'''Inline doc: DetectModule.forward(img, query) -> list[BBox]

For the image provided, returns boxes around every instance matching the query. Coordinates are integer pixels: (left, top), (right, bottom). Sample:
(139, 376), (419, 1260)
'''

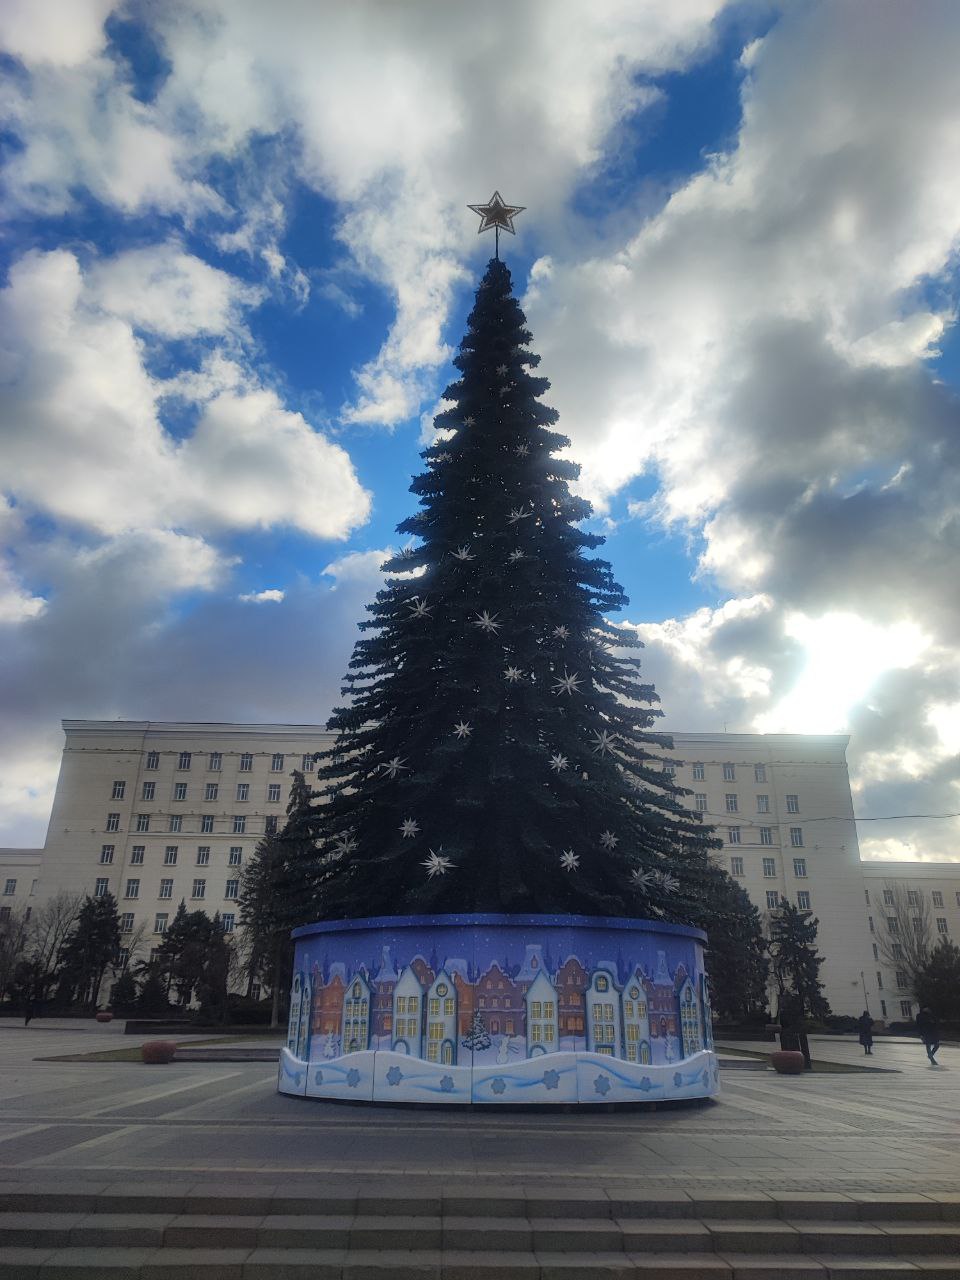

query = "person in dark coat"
(916, 1008), (940, 1064)
(857, 1010), (874, 1055)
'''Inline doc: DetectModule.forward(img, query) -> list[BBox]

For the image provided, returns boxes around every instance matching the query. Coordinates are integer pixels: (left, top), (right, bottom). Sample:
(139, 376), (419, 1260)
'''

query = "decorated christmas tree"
(309, 215), (726, 925)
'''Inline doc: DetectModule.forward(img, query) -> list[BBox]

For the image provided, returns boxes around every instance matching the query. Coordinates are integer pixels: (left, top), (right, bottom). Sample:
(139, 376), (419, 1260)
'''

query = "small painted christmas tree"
(460, 1009), (492, 1052)
(311, 253), (722, 921)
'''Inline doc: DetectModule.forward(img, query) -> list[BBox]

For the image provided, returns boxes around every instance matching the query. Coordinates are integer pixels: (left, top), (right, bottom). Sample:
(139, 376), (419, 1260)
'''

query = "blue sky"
(1, 1), (960, 862)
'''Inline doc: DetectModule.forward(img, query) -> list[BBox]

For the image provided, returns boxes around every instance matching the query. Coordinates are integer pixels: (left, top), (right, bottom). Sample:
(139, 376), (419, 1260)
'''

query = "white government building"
(2, 719), (957, 1023)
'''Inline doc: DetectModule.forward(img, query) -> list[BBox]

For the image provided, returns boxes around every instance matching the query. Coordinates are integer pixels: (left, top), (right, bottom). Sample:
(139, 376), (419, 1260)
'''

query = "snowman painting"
(495, 1035), (521, 1064)
(322, 1032), (340, 1059)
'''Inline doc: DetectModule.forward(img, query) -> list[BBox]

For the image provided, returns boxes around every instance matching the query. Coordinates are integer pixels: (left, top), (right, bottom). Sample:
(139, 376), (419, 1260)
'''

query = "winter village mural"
(279, 916), (719, 1104)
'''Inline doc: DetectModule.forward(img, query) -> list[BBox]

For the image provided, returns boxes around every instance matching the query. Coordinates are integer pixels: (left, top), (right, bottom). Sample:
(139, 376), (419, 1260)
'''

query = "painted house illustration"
(392, 965), (424, 1056)
(425, 969), (458, 1063)
(648, 950), (679, 1045)
(676, 966), (703, 1058)
(621, 969), (652, 1064)
(341, 972), (371, 1053)
(372, 946), (398, 1040)
(586, 965), (622, 1056)
(556, 955), (587, 1037)
(475, 962), (522, 1037)
(524, 969), (559, 1056)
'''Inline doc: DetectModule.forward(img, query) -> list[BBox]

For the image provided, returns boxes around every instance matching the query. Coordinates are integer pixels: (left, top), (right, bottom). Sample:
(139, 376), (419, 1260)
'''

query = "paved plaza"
(0, 1021), (956, 1196)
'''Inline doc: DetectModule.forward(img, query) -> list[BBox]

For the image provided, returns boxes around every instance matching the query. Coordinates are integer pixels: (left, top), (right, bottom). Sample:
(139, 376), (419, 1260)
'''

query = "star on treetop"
(467, 191), (525, 236)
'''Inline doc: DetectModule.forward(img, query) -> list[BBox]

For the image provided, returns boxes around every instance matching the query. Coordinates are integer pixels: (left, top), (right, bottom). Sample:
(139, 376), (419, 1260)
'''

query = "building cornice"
(62, 720), (336, 738)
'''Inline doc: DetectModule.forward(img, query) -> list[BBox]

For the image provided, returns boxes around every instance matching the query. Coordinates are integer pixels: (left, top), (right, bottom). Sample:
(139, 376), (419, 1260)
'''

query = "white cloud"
(239, 588), (285, 603)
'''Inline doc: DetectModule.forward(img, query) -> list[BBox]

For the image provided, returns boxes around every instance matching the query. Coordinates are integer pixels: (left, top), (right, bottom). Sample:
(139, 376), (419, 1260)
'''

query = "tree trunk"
(270, 938), (283, 1030)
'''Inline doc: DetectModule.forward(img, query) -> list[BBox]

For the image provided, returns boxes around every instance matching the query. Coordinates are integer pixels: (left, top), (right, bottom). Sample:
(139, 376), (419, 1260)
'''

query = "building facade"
(28, 720), (960, 1020)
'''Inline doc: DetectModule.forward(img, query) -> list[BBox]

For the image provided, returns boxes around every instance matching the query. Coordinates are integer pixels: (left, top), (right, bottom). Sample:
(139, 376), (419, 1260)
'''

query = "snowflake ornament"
(654, 870), (680, 894)
(381, 756), (409, 780)
(551, 625), (570, 641)
(560, 849), (580, 872)
(399, 818), (420, 839)
(503, 666), (523, 683)
(508, 549), (525, 563)
(599, 830), (619, 850)
(435, 451), (452, 463)
(464, 415), (476, 426)
(631, 868), (656, 890)
(332, 832), (358, 856)
(514, 443), (530, 457)
(472, 610), (502, 634)
(496, 364), (508, 375)
(407, 598), (432, 619)
(397, 545), (416, 560)
(507, 505), (533, 524)
(552, 670), (582, 696)
(548, 752), (569, 773)
(451, 545), (475, 562)
(591, 729), (617, 755)
(423, 848), (454, 879)
(453, 720), (473, 740)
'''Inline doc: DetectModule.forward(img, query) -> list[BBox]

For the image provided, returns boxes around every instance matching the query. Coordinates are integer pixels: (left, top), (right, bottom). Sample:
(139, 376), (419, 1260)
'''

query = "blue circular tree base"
(278, 914), (719, 1106)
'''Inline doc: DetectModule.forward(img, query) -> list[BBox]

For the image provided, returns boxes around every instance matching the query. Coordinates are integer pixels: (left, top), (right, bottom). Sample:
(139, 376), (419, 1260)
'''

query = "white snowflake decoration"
(453, 720), (473, 740)
(407, 598), (432, 619)
(332, 832), (357, 856)
(654, 870), (680, 894)
(599, 830), (619, 850)
(548, 752), (569, 773)
(472, 610), (502, 634)
(399, 818), (420, 839)
(507, 505), (533, 524)
(552, 670), (582, 696)
(397, 545), (416, 560)
(591, 729), (617, 755)
(503, 666), (523, 683)
(514, 443), (530, 457)
(496, 364), (508, 375)
(631, 868), (656, 890)
(451, 545), (475, 562)
(552, 625), (570, 641)
(464, 415), (476, 426)
(435, 451), (452, 463)
(423, 848), (454, 879)
(381, 756), (409, 780)
(508, 549), (525, 563)
(560, 849), (580, 872)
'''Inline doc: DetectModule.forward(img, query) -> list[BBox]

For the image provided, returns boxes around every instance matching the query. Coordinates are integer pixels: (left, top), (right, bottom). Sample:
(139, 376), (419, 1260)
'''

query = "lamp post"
(860, 969), (870, 1014)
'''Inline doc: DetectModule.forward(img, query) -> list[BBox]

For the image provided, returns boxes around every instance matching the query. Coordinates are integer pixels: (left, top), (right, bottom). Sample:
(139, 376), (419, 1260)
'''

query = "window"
(695, 793), (707, 812)
(229, 847), (242, 866)
(201, 815), (214, 833)
(301, 753), (315, 772)
(793, 858), (807, 878)
(756, 794), (770, 814)
(900, 1000), (913, 1019)
(880, 999), (887, 1018)
(662, 763), (675, 778)
(786, 794), (799, 814)
(136, 814), (150, 832)
(3, 879), (16, 895)
(728, 827), (741, 845)
(907, 890), (919, 906)
(208, 752), (222, 771)
(174, 782), (188, 801)
(112, 780), (126, 800)
(94, 878), (109, 897)
(120, 913), (135, 933)
(872, 943), (879, 960)
(159, 879), (173, 899)
(225, 879), (239, 900)
(106, 813), (120, 832)
(190, 879), (205, 899)
(937, 917), (949, 935)
(222, 913), (235, 933)
(883, 889), (894, 905)
(163, 846), (178, 866)
(239, 752), (253, 772)
(271, 753), (284, 772)
(236, 783), (249, 801)
(233, 815), (246, 834)
(754, 764), (766, 783)
(100, 845), (115, 865)
(933, 891), (944, 907)
(30, 880), (37, 896)
(876, 971), (883, 989)
(154, 913), (168, 934)
(766, 890), (780, 909)
(177, 752), (191, 770)
(892, 943), (903, 959)
(268, 783), (281, 803)
(723, 763), (735, 781)
(789, 827), (803, 847)
(128, 847), (144, 868)
(197, 847), (210, 866)
(169, 815), (182, 833)
(797, 891), (811, 910)
(145, 751), (160, 770)
(887, 917), (899, 934)
(142, 782), (155, 800)
(913, 917), (923, 934)
(865, 889), (870, 903)
(124, 879), (140, 899)
(264, 816), (278, 835)
(760, 827), (773, 846)
(956, 891), (960, 908)
(204, 784), (218, 802)
(868, 915), (875, 932)
(730, 856), (744, 876)
(762, 857), (776, 878)
(725, 794), (738, 813)
(692, 762), (705, 780)
(895, 969), (908, 989)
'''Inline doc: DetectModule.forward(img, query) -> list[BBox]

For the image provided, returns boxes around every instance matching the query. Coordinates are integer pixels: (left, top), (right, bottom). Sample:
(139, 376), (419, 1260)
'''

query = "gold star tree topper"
(467, 191), (525, 248)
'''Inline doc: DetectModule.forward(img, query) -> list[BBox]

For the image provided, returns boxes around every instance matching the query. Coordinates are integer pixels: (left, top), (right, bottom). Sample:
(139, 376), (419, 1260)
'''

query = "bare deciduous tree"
(873, 882), (932, 998)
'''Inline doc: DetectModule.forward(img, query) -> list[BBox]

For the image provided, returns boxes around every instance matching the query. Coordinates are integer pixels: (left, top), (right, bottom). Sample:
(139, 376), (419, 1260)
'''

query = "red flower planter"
(770, 1049), (805, 1075)
(141, 1040), (177, 1064)
(95, 1011), (113, 1023)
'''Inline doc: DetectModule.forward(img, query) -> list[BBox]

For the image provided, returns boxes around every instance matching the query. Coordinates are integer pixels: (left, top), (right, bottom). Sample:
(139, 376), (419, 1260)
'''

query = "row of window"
(869, 888), (960, 909)
(143, 751), (315, 772)
(723, 826), (804, 847)
(867, 915), (950, 936)
(118, 911), (236, 935)
(730, 856), (807, 878)
(689, 763), (772, 782)
(763, 890), (812, 910)
(94, 877), (239, 902)
(100, 844), (243, 867)
(696, 793), (801, 815)
(116, 781), (286, 803)
(107, 813), (278, 835)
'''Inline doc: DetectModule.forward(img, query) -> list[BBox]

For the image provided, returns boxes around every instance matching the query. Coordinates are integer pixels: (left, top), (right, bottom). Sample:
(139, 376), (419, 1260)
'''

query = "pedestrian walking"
(22, 995), (37, 1027)
(857, 1010), (874, 1055)
(916, 1007), (940, 1064)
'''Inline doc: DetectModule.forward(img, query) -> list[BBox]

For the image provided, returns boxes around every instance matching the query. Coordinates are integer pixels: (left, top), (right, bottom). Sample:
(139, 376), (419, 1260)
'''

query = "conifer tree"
(769, 898), (830, 1021)
(312, 257), (721, 920)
